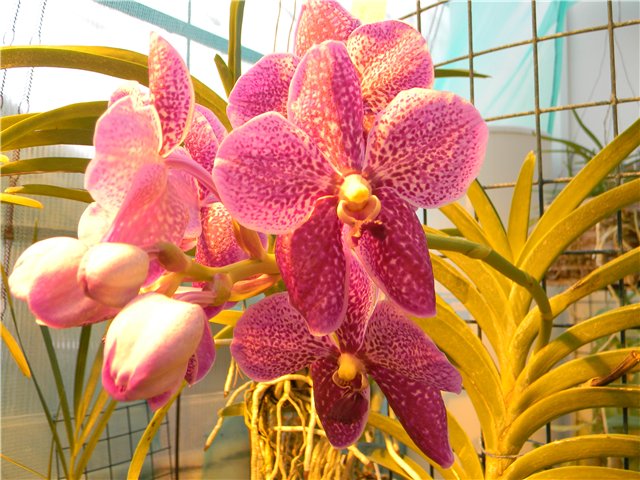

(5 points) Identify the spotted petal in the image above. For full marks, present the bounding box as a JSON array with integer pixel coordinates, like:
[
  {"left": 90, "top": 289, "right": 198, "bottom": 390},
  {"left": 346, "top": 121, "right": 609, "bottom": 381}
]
[
  {"left": 347, "top": 21, "right": 434, "bottom": 130},
  {"left": 364, "top": 89, "right": 488, "bottom": 208},
  {"left": 311, "top": 357, "right": 369, "bottom": 448},
  {"left": 184, "top": 109, "right": 220, "bottom": 177},
  {"left": 86, "top": 95, "right": 163, "bottom": 211},
  {"left": 294, "top": 0, "right": 360, "bottom": 57},
  {"left": 227, "top": 53, "right": 299, "bottom": 128},
  {"left": 195, "top": 104, "right": 228, "bottom": 144},
  {"left": 276, "top": 196, "right": 347, "bottom": 336},
  {"left": 231, "top": 293, "right": 334, "bottom": 382},
  {"left": 196, "top": 202, "right": 247, "bottom": 269},
  {"left": 149, "top": 32, "right": 195, "bottom": 156},
  {"left": 353, "top": 188, "right": 435, "bottom": 316},
  {"left": 363, "top": 301, "right": 461, "bottom": 392},
  {"left": 214, "top": 112, "right": 339, "bottom": 234},
  {"left": 185, "top": 319, "right": 216, "bottom": 384},
  {"left": 368, "top": 365, "right": 456, "bottom": 468},
  {"left": 288, "top": 41, "right": 365, "bottom": 173}
]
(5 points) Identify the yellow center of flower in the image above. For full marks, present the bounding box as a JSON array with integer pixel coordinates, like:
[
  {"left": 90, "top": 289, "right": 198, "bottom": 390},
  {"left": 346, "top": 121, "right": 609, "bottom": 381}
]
[
  {"left": 336, "top": 353, "right": 363, "bottom": 382},
  {"left": 339, "top": 174, "right": 372, "bottom": 212}
]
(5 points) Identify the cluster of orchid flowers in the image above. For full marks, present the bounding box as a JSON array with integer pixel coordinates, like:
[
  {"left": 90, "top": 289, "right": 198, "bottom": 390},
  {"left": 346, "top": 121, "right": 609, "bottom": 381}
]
[{"left": 9, "top": 0, "right": 488, "bottom": 468}]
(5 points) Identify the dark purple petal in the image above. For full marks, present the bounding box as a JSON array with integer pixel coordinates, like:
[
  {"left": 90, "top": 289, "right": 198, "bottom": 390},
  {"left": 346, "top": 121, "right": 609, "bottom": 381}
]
[
  {"left": 227, "top": 53, "right": 299, "bottom": 128},
  {"left": 230, "top": 293, "right": 334, "bottom": 382},
  {"left": 294, "top": 0, "right": 361, "bottom": 57},
  {"left": 352, "top": 188, "right": 435, "bottom": 316},
  {"left": 335, "top": 254, "right": 377, "bottom": 353},
  {"left": 364, "top": 89, "right": 488, "bottom": 208},
  {"left": 214, "top": 112, "right": 339, "bottom": 234},
  {"left": 288, "top": 41, "right": 365, "bottom": 173},
  {"left": 363, "top": 301, "right": 461, "bottom": 392},
  {"left": 311, "top": 357, "right": 369, "bottom": 448},
  {"left": 275, "top": 196, "right": 348, "bottom": 336},
  {"left": 369, "top": 365, "right": 455, "bottom": 468},
  {"left": 347, "top": 20, "right": 434, "bottom": 130},
  {"left": 148, "top": 33, "right": 195, "bottom": 156}
]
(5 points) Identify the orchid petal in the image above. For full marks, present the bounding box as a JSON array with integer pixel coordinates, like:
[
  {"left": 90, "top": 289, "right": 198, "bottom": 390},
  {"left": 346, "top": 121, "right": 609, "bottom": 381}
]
[
  {"left": 336, "top": 255, "right": 377, "bottom": 353},
  {"left": 196, "top": 203, "right": 247, "bottom": 269},
  {"left": 169, "top": 168, "right": 201, "bottom": 241},
  {"left": 86, "top": 95, "right": 163, "bottom": 211},
  {"left": 185, "top": 319, "right": 216, "bottom": 384},
  {"left": 149, "top": 32, "right": 195, "bottom": 156},
  {"left": 364, "top": 301, "right": 462, "bottom": 392},
  {"left": 352, "top": 188, "right": 435, "bottom": 316},
  {"left": 347, "top": 21, "right": 434, "bottom": 130},
  {"left": 230, "top": 293, "right": 334, "bottom": 382},
  {"left": 288, "top": 41, "right": 365, "bottom": 173},
  {"left": 311, "top": 357, "right": 369, "bottom": 448},
  {"left": 369, "top": 365, "right": 455, "bottom": 468},
  {"left": 103, "top": 293, "right": 205, "bottom": 402},
  {"left": 275, "top": 196, "right": 348, "bottom": 336},
  {"left": 227, "top": 53, "right": 299, "bottom": 128},
  {"left": 294, "top": 0, "right": 360, "bottom": 57},
  {"left": 195, "top": 104, "right": 228, "bottom": 144},
  {"left": 214, "top": 112, "right": 339, "bottom": 234},
  {"left": 78, "top": 202, "right": 114, "bottom": 245},
  {"left": 184, "top": 109, "right": 220, "bottom": 175},
  {"left": 109, "top": 81, "right": 147, "bottom": 107},
  {"left": 364, "top": 89, "right": 488, "bottom": 208},
  {"left": 147, "top": 378, "right": 182, "bottom": 411}
]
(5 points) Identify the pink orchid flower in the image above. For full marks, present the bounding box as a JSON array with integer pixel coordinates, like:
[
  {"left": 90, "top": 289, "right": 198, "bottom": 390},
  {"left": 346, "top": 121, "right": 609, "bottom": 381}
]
[
  {"left": 214, "top": 41, "right": 487, "bottom": 335},
  {"left": 228, "top": 0, "right": 434, "bottom": 132},
  {"left": 81, "top": 33, "right": 219, "bottom": 255},
  {"left": 102, "top": 293, "right": 215, "bottom": 410},
  {"left": 231, "top": 259, "right": 461, "bottom": 467}
]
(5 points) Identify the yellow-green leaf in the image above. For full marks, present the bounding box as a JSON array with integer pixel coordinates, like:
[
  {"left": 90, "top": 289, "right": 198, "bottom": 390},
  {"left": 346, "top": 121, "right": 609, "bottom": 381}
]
[
  {"left": 0, "top": 157, "right": 90, "bottom": 175},
  {"left": 210, "top": 309, "right": 243, "bottom": 326},
  {"left": 219, "top": 403, "right": 245, "bottom": 417},
  {"left": 0, "top": 193, "right": 43, "bottom": 208},
  {"left": 508, "top": 151, "right": 536, "bottom": 259},
  {"left": 364, "top": 448, "right": 432, "bottom": 480},
  {"left": 0, "top": 322, "right": 31, "bottom": 377},
  {"left": 228, "top": 0, "right": 245, "bottom": 83},
  {"left": 5, "top": 185, "right": 93, "bottom": 203},
  {"left": 526, "top": 466, "right": 640, "bottom": 479},
  {"left": 467, "top": 180, "right": 512, "bottom": 260}
]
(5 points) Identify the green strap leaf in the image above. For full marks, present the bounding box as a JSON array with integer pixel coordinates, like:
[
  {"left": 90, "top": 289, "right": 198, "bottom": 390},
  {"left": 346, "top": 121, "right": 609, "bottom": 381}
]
[
  {"left": 504, "top": 387, "right": 639, "bottom": 453},
  {"left": 520, "top": 117, "right": 640, "bottom": 262},
  {"left": 219, "top": 402, "right": 245, "bottom": 417},
  {"left": 3, "top": 128, "right": 95, "bottom": 150},
  {"left": 434, "top": 68, "right": 489, "bottom": 78},
  {"left": 5, "top": 184, "right": 93, "bottom": 203},
  {"left": 228, "top": 0, "right": 245, "bottom": 84},
  {"left": 0, "top": 453, "right": 47, "bottom": 479},
  {"left": 447, "top": 412, "right": 483, "bottom": 480},
  {"left": 0, "top": 322, "right": 31, "bottom": 377},
  {"left": 0, "top": 193, "right": 43, "bottom": 209},
  {"left": 526, "top": 465, "right": 640, "bottom": 479},
  {"left": 508, "top": 151, "right": 536, "bottom": 260},
  {"left": 210, "top": 309, "right": 243, "bottom": 326},
  {"left": 1, "top": 157, "right": 90, "bottom": 175},
  {"left": 467, "top": 180, "right": 512, "bottom": 261},
  {"left": 363, "top": 447, "right": 432, "bottom": 480},
  {"left": 72, "top": 399, "right": 117, "bottom": 479},
  {"left": 501, "top": 435, "right": 640, "bottom": 480},
  {"left": 74, "top": 346, "right": 105, "bottom": 441},
  {"left": 214, "top": 54, "right": 235, "bottom": 98},
  {"left": 73, "top": 326, "right": 92, "bottom": 415}
]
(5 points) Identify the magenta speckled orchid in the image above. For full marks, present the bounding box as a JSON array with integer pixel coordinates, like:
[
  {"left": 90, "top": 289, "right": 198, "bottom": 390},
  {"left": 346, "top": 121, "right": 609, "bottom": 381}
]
[
  {"left": 81, "top": 33, "right": 219, "bottom": 253},
  {"left": 102, "top": 293, "right": 215, "bottom": 410},
  {"left": 214, "top": 41, "right": 488, "bottom": 335},
  {"left": 227, "top": 0, "right": 434, "bottom": 132},
  {"left": 231, "top": 260, "right": 461, "bottom": 467}
]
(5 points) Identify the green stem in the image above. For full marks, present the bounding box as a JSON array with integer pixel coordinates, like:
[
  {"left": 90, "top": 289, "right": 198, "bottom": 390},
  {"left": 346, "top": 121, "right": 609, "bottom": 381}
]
[{"left": 183, "top": 254, "right": 280, "bottom": 284}]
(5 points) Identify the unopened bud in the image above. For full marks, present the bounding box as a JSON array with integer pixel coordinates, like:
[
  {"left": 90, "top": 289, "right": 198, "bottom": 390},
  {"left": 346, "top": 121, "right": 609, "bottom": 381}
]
[{"left": 78, "top": 243, "right": 149, "bottom": 308}]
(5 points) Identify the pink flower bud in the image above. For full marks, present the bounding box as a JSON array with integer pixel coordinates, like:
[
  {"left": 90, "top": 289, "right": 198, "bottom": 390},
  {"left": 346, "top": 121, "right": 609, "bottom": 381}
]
[
  {"left": 78, "top": 243, "right": 149, "bottom": 308},
  {"left": 102, "top": 293, "right": 215, "bottom": 409}
]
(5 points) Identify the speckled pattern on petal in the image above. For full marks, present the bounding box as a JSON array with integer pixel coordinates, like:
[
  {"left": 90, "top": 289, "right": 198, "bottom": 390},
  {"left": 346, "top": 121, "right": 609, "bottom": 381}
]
[
  {"left": 86, "top": 95, "right": 163, "bottom": 211},
  {"left": 196, "top": 203, "right": 247, "bottom": 269},
  {"left": 347, "top": 21, "right": 434, "bottom": 130},
  {"left": 195, "top": 104, "right": 228, "bottom": 144},
  {"left": 185, "top": 319, "right": 216, "bottom": 384},
  {"left": 294, "top": 0, "right": 360, "bottom": 57},
  {"left": 311, "top": 356, "right": 370, "bottom": 448},
  {"left": 275, "top": 196, "right": 348, "bottom": 336},
  {"left": 336, "top": 255, "right": 377, "bottom": 353},
  {"left": 185, "top": 109, "right": 219, "bottom": 173},
  {"left": 288, "top": 41, "right": 365, "bottom": 173},
  {"left": 231, "top": 293, "right": 334, "bottom": 382},
  {"left": 353, "top": 188, "right": 435, "bottom": 317},
  {"left": 363, "top": 301, "right": 462, "bottom": 392},
  {"left": 149, "top": 32, "right": 195, "bottom": 156},
  {"left": 227, "top": 53, "right": 299, "bottom": 128},
  {"left": 368, "top": 365, "right": 455, "bottom": 468},
  {"left": 214, "top": 112, "right": 339, "bottom": 234},
  {"left": 364, "top": 88, "right": 488, "bottom": 208}
]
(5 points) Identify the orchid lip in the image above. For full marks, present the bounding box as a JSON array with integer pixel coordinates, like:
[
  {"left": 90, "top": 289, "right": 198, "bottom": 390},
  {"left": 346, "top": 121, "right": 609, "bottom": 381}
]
[
  {"left": 331, "top": 353, "right": 369, "bottom": 392},
  {"left": 339, "top": 174, "right": 371, "bottom": 211}
]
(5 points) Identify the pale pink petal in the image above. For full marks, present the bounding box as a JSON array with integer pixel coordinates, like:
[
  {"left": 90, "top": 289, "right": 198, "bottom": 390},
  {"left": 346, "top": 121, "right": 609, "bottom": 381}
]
[
  {"left": 78, "top": 202, "right": 114, "bottom": 245},
  {"left": 335, "top": 255, "right": 377, "bottom": 353},
  {"left": 184, "top": 319, "right": 216, "bottom": 384},
  {"left": 311, "top": 357, "right": 369, "bottom": 448},
  {"left": 109, "top": 81, "right": 148, "bottom": 106},
  {"left": 227, "top": 53, "right": 299, "bottom": 128},
  {"left": 169, "top": 169, "right": 201, "bottom": 242},
  {"left": 230, "top": 293, "right": 334, "bottom": 382},
  {"left": 288, "top": 41, "right": 365, "bottom": 173},
  {"left": 86, "top": 95, "right": 163, "bottom": 211},
  {"left": 352, "top": 188, "right": 435, "bottom": 316},
  {"left": 195, "top": 104, "right": 228, "bottom": 144},
  {"left": 275, "top": 196, "right": 348, "bottom": 336},
  {"left": 364, "top": 89, "right": 488, "bottom": 208},
  {"left": 363, "top": 301, "right": 461, "bottom": 392},
  {"left": 147, "top": 378, "right": 183, "bottom": 411},
  {"left": 184, "top": 109, "right": 220, "bottom": 175},
  {"left": 149, "top": 32, "right": 195, "bottom": 156},
  {"left": 294, "top": 0, "right": 361, "bottom": 57},
  {"left": 214, "top": 112, "right": 339, "bottom": 234},
  {"left": 369, "top": 365, "right": 455, "bottom": 468},
  {"left": 9, "top": 237, "right": 117, "bottom": 328},
  {"left": 347, "top": 21, "right": 434, "bottom": 130},
  {"left": 196, "top": 203, "right": 247, "bottom": 269}
]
